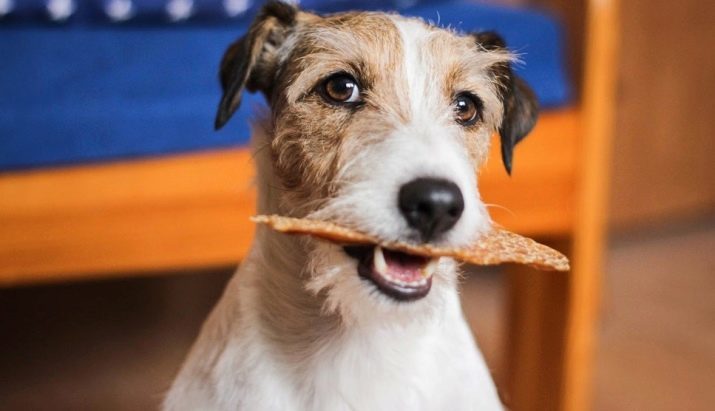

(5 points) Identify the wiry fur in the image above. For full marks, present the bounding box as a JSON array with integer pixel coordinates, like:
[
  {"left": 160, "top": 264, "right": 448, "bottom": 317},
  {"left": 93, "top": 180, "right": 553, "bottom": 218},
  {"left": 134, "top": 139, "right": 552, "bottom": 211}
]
[{"left": 164, "top": 4, "right": 538, "bottom": 409}]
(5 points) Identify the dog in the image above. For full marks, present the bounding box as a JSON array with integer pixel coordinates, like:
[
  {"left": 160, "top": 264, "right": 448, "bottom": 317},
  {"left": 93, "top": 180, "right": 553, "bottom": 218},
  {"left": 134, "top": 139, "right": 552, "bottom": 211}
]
[{"left": 165, "top": 1, "right": 537, "bottom": 409}]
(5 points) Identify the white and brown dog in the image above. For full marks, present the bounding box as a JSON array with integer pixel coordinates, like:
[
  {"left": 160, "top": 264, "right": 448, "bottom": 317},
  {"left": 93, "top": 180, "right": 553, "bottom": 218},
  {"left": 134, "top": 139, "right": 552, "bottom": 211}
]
[{"left": 165, "top": 1, "right": 537, "bottom": 410}]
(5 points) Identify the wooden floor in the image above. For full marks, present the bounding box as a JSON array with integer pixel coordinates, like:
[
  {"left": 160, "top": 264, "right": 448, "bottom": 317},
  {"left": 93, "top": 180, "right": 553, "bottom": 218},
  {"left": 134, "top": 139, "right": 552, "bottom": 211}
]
[
  {"left": 0, "top": 218, "right": 713, "bottom": 410},
  {"left": 593, "top": 220, "right": 715, "bottom": 411}
]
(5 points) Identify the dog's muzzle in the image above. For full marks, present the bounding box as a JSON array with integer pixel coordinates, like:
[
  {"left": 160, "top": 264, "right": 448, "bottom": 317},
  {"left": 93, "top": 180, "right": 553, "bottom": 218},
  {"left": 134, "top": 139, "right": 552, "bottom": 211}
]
[{"left": 342, "top": 177, "right": 462, "bottom": 301}]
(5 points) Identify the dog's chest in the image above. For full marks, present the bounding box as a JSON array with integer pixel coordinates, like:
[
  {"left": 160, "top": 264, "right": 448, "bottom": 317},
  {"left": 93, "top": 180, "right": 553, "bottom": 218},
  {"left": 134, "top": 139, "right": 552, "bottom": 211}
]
[
  {"left": 244, "top": 318, "right": 502, "bottom": 411},
  {"left": 304, "top": 334, "right": 460, "bottom": 410},
  {"left": 166, "top": 287, "right": 503, "bottom": 411}
]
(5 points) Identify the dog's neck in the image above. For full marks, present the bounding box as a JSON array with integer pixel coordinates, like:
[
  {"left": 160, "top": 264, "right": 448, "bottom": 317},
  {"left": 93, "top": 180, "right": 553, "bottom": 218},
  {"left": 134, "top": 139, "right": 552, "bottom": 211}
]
[{"left": 246, "top": 123, "right": 342, "bottom": 360}]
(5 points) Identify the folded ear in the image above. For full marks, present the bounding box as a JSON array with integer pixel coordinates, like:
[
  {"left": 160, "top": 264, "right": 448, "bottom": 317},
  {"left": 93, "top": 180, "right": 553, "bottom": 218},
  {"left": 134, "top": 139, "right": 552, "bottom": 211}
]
[
  {"left": 499, "top": 75, "right": 538, "bottom": 174},
  {"left": 472, "top": 31, "right": 539, "bottom": 175},
  {"left": 215, "top": 1, "right": 299, "bottom": 130}
]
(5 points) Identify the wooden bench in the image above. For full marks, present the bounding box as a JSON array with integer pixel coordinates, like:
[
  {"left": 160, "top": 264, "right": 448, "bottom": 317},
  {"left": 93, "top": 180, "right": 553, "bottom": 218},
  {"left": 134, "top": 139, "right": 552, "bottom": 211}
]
[{"left": 0, "top": 0, "right": 617, "bottom": 409}]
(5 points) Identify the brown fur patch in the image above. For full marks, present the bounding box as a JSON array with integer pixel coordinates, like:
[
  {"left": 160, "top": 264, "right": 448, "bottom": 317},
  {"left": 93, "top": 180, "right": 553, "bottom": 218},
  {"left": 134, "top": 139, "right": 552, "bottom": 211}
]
[
  {"left": 267, "top": 13, "right": 407, "bottom": 211},
  {"left": 419, "top": 26, "right": 510, "bottom": 164}
]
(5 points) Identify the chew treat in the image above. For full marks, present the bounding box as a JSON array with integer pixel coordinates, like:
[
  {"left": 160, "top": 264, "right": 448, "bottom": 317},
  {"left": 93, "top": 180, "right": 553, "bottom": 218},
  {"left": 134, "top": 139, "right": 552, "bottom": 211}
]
[{"left": 252, "top": 215, "right": 570, "bottom": 272}]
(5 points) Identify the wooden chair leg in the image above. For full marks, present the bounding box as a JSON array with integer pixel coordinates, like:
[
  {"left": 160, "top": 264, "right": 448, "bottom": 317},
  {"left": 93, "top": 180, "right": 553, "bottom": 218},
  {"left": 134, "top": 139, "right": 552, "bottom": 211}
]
[{"left": 504, "top": 238, "right": 572, "bottom": 411}]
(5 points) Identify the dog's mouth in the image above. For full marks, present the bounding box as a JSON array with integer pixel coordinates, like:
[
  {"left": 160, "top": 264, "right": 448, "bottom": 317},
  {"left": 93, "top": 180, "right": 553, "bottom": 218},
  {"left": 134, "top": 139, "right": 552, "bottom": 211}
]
[{"left": 344, "top": 245, "right": 439, "bottom": 301}]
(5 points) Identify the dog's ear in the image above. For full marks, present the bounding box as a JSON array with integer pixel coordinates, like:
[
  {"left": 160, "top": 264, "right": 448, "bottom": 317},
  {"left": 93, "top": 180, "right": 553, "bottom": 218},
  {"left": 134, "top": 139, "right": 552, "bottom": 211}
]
[
  {"left": 472, "top": 31, "right": 539, "bottom": 175},
  {"left": 215, "top": 1, "right": 299, "bottom": 130}
]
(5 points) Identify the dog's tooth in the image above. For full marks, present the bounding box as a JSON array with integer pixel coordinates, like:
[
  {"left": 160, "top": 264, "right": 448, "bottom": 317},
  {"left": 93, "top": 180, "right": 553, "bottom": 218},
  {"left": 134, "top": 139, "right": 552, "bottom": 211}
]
[
  {"left": 373, "top": 246, "right": 388, "bottom": 276},
  {"left": 422, "top": 257, "right": 440, "bottom": 278}
]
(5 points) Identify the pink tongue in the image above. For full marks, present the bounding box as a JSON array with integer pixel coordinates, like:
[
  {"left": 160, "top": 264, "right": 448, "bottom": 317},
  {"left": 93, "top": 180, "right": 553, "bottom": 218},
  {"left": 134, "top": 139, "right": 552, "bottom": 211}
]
[{"left": 383, "top": 249, "right": 428, "bottom": 282}]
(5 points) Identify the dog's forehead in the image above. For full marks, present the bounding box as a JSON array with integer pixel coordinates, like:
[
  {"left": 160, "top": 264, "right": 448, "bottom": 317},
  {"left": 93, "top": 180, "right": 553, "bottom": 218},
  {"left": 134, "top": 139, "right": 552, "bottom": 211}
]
[
  {"left": 289, "top": 12, "right": 405, "bottom": 70},
  {"left": 291, "top": 12, "right": 472, "bottom": 62}
]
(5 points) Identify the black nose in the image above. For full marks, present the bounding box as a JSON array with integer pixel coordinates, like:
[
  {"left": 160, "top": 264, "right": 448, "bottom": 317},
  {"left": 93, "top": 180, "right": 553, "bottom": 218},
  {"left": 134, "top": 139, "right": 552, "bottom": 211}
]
[{"left": 398, "top": 178, "right": 464, "bottom": 242}]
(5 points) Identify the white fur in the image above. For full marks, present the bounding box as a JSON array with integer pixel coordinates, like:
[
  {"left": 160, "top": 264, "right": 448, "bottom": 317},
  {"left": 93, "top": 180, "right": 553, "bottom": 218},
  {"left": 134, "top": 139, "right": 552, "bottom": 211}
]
[{"left": 165, "top": 15, "right": 504, "bottom": 411}]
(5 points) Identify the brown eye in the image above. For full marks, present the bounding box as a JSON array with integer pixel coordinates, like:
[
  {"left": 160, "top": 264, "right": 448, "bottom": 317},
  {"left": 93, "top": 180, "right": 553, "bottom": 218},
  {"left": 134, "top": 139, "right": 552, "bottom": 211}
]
[
  {"left": 453, "top": 93, "right": 482, "bottom": 126},
  {"left": 321, "top": 73, "right": 361, "bottom": 105}
]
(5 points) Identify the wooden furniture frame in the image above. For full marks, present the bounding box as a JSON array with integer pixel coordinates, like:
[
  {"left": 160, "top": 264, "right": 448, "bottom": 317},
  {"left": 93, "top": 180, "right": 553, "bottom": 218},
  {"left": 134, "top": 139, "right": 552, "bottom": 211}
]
[{"left": 0, "top": 0, "right": 617, "bottom": 409}]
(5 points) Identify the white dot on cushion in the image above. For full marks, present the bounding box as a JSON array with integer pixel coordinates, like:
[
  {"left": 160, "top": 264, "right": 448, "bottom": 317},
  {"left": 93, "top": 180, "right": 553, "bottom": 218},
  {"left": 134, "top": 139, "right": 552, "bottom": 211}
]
[
  {"left": 0, "top": 0, "right": 15, "bottom": 17},
  {"left": 47, "top": 0, "right": 76, "bottom": 21},
  {"left": 166, "top": 0, "right": 194, "bottom": 22},
  {"left": 105, "top": 0, "right": 135, "bottom": 22},
  {"left": 223, "top": 0, "right": 251, "bottom": 17},
  {"left": 396, "top": 0, "right": 418, "bottom": 8}
]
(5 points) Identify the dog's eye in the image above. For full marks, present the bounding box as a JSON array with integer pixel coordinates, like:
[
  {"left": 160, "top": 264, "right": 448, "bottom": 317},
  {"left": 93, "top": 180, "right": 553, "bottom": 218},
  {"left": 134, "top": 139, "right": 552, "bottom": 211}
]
[
  {"left": 453, "top": 93, "right": 482, "bottom": 126},
  {"left": 321, "top": 73, "right": 361, "bottom": 105}
]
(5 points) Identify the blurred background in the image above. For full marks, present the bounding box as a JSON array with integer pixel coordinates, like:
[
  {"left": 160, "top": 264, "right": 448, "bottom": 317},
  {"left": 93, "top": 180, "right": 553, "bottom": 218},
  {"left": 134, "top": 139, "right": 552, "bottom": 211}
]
[{"left": 1, "top": 0, "right": 713, "bottom": 410}]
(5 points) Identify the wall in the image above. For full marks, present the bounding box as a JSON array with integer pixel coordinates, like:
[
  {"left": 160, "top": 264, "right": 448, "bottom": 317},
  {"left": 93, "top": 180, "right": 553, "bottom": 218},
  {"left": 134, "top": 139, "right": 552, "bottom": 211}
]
[
  {"left": 498, "top": 0, "right": 715, "bottom": 228},
  {"left": 609, "top": 0, "right": 715, "bottom": 227}
]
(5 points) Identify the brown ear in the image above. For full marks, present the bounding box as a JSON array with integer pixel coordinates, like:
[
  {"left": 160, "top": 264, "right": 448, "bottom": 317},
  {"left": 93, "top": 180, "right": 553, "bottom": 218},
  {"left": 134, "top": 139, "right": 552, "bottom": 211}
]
[
  {"left": 215, "top": 1, "right": 299, "bottom": 130},
  {"left": 472, "top": 31, "right": 539, "bottom": 175}
]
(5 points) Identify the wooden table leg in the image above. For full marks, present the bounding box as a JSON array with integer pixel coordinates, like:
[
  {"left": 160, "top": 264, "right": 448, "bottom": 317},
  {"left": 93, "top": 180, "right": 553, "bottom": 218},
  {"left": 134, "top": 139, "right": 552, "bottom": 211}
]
[{"left": 504, "top": 238, "right": 572, "bottom": 411}]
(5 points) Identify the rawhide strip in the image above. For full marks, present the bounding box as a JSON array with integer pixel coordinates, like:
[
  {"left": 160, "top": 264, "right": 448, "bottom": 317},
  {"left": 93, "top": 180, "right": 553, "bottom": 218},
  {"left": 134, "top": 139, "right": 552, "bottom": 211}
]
[{"left": 251, "top": 215, "right": 570, "bottom": 272}]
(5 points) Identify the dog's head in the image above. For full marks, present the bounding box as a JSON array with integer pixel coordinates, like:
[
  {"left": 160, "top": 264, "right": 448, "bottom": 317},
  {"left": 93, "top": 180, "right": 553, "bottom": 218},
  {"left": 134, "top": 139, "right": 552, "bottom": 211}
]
[{"left": 217, "top": 1, "right": 537, "bottom": 319}]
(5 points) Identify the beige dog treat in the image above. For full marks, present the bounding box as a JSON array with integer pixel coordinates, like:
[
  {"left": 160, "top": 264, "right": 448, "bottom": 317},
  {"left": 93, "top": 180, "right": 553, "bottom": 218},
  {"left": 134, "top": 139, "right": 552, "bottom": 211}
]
[{"left": 252, "top": 215, "right": 570, "bottom": 272}]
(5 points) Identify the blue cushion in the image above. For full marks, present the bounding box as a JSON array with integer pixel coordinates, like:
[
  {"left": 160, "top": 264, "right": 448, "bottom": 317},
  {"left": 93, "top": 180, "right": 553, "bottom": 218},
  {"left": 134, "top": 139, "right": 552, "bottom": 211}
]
[
  {"left": 0, "top": 1, "right": 571, "bottom": 171},
  {"left": 0, "top": 0, "right": 448, "bottom": 24}
]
